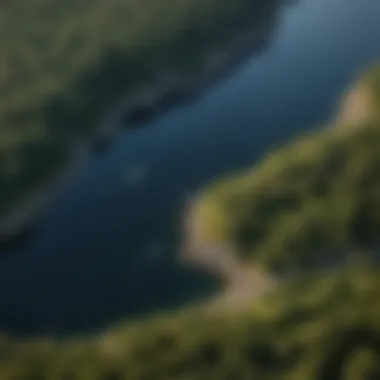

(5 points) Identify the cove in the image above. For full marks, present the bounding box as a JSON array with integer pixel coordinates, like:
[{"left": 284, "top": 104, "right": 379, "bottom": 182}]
[{"left": 0, "top": 0, "right": 380, "bottom": 337}]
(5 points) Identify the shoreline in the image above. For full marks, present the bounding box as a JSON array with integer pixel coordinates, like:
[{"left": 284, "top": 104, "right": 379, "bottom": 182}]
[
  {"left": 0, "top": 25, "right": 272, "bottom": 247},
  {"left": 179, "top": 195, "right": 278, "bottom": 312},
  {"left": 103, "top": 23, "right": 272, "bottom": 131},
  {"left": 179, "top": 75, "right": 374, "bottom": 311},
  {"left": 333, "top": 82, "right": 372, "bottom": 128}
]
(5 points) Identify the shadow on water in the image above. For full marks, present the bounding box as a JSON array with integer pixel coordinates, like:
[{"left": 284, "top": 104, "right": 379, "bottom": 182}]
[
  {"left": 0, "top": 224, "right": 38, "bottom": 253},
  {"left": 115, "top": 1, "right": 287, "bottom": 130}
]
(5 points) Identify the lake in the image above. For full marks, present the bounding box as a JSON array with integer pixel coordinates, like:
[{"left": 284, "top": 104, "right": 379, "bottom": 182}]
[{"left": 0, "top": 0, "right": 379, "bottom": 337}]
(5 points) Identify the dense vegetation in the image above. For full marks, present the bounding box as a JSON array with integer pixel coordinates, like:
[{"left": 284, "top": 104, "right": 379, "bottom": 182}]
[
  {"left": 1, "top": 264, "right": 380, "bottom": 379},
  {"left": 194, "top": 65, "right": 380, "bottom": 272},
  {"left": 0, "top": 0, "right": 282, "bottom": 219},
  {"left": 2, "top": 4, "right": 380, "bottom": 377}
]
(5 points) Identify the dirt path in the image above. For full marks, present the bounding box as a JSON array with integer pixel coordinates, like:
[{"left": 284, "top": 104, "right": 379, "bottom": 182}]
[
  {"left": 206, "top": 266, "right": 277, "bottom": 313},
  {"left": 180, "top": 197, "right": 277, "bottom": 313},
  {"left": 335, "top": 84, "right": 372, "bottom": 127}
]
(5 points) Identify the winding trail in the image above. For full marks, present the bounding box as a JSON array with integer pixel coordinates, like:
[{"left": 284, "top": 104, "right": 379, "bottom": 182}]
[{"left": 180, "top": 197, "right": 277, "bottom": 313}]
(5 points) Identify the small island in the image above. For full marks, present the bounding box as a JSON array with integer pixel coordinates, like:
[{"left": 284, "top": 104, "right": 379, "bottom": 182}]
[{"left": 1, "top": 64, "right": 380, "bottom": 379}]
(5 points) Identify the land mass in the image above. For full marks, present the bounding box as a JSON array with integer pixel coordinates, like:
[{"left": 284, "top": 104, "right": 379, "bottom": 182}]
[{"left": 180, "top": 63, "right": 380, "bottom": 311}]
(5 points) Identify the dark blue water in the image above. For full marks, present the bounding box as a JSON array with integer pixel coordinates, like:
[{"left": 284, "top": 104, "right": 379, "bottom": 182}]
[{"left": 1, "top": 0, "right": 380, "bottom": 337}]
